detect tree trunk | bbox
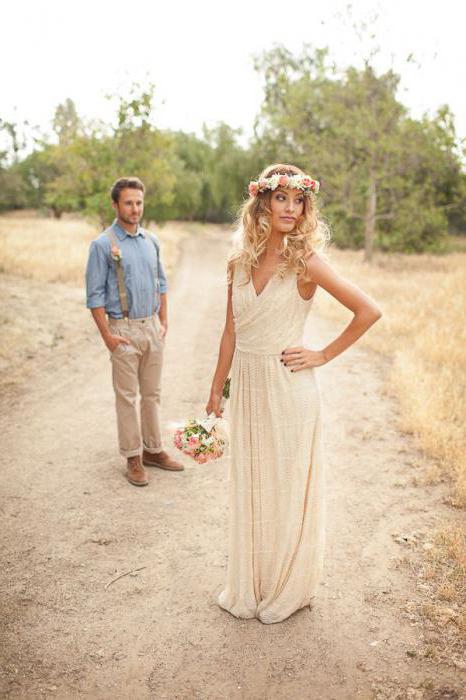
[364,171,377,262]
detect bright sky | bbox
[2,0,466,145]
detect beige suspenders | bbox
[107,229,129,317]
[107,229,159,319]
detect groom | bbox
[85,176,183,486]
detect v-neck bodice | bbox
[249,271,277,298]
[232,262,313,356]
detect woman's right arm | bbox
[206,276,236,417]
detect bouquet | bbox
[173,379,230,464]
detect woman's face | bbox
[269,187,305,235]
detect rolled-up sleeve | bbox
[152,235,168,294]
[86,240,109,308]
[157,254,168,294]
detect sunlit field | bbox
[0,212,464,649]
[0,212,191,391]
[314,245,466,632]
[315,246,466,507]
[1,213,465,509]
[0,210,187,284]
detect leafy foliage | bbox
[1,52,465,253]
[252,46,465,257]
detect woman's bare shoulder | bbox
[303,249,333,281]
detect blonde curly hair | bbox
[228,163,330,284]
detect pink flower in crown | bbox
[188,435,199,446]
[279,175,288,186]
[248,182,259,197]
[302,177,312,188]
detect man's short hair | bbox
[110,177,145,203]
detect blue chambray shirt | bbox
[85,219,168,319]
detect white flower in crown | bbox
[268,173,281,190]
[288,174,303,190]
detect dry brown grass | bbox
[314,245,466,647]
[0,211,187,285]
[2,216,464,505]
[0,213,464,656]
[2,217,465,504]
[403,523,466,667]
[0,213,191,392]
[314,245,466,507]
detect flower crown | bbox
[248,172,320,197]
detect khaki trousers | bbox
[108,314,165,458]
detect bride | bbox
[206,163,382,624]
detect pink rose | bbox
[302,177,312,187]
[279,175,288,186]
[248,182,259,197]
[188,435,199,446]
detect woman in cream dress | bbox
[206,164,382,624]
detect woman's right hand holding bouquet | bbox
[205,387,224,418]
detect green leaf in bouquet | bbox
[222,377,231,400]
[185,421,209,438]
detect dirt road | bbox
[1,228,464,699]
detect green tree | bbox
[164,124,253,222]
[37,85,179,225]
[44,130,117,222]
[15,145,60,210]
[162,131,208,220]
[201,123,249,221]
[0,117,29,210]
[253,45,465,257]
[52,98,81,145]
[110,83,178,222]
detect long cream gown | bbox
[217,262,326,624]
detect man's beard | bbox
[119,213,141,225]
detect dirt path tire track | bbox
[1,229,464,699]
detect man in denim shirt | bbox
[86,177,183,486]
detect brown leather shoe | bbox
[142,449,184,471]
[126,455,149,486]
